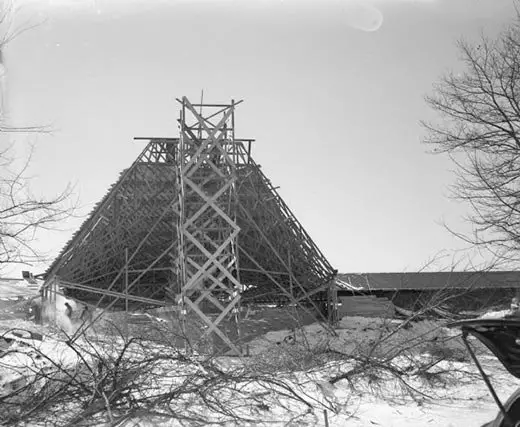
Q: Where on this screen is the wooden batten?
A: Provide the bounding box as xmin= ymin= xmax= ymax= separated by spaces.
xmin=43 ymin=97 xmax=337 ymax=353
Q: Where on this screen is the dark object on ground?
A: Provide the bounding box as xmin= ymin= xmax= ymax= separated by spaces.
xmin=1 ymin=329 xmax=43 ymax=343
xmin=80 ymin=305 xmax=92 ymax=323
xmin=29 ymin=302 xmax=42 ymax=324
xmin=1 ymin=329 xmax=43 ymax=357
xmin=10 ymin=330 xmax=43 ymax=341
xmin=449 ymin=319 xmax=520 ymax=427
xmin=64 ymin=302 xmax=73 ymax=319
xmin=283 ymin=335 xmax=296 ymax=345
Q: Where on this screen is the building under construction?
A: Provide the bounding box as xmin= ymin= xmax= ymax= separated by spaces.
xmin=43 ymin=97 xmax=337 ymax=353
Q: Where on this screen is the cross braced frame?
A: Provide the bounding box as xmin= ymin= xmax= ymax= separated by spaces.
xmin=175 ymin=97 xmax=243 ymax=354
xmin=42 ymin=97 xmax=338 ymax=351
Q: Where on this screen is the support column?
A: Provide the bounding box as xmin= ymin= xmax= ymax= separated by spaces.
xmin=175 ymin=97 xmax=243 ymax=354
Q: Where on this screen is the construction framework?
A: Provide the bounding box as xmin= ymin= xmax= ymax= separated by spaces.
xmin=44 ymin=97 xmax=337 ymax=353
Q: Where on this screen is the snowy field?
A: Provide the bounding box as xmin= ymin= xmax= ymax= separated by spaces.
xmin=1 ymin=314 xmax=518 ymax=426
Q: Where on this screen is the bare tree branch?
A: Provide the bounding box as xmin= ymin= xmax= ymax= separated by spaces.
xmin=0 ymin=143 xmax=77 ymax=268
xmin=423 ymin=12 xmax=520 ymax=266
xmin=0 ymin=5 xmax=75 ymax=270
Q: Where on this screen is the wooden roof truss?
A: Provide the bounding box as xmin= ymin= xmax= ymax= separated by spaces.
xmin=44 ymin=97 xmax=337 ymax=352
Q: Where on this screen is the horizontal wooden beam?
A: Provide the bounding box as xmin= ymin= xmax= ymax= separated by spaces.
xmin=58 ymin=279 xmax=167 ymax=306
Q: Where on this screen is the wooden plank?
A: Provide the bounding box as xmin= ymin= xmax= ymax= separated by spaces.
xmin=239 ymin=246 xmax=334 ymax=334
xmin=184 ymin=298 xmax=241 ymax=354
xmin=201 ymin=294 xmax=240 ymax=338
xmin=46 ymin=141 xmax=175 ymax=279
xmin=59 ymin=279 xmax=167 ymax=306
xmin=183 ymin=231 xmax=238 ymax=290
xmin=175 ymin=98 xmax=244 ymax=353
xmin=237 ymin=201 xmax=329 ymax=323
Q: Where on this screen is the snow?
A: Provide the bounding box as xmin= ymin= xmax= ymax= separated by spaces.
xmin=480 ymin=309 xmax=512 ymax=319
xmin=1 ymin=314 xmax=518 ymax=426
xmin=0 ymin=329 xmax=87 ymax=397
xmin=0 ymin=279 xmax=41 ymax=300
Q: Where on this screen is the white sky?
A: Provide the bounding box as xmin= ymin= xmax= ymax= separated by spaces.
xmin=2 ymin=0 xmax=517 ymax=277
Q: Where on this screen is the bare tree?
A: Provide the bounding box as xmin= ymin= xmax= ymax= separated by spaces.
xmin=423 ymin=13 xmax=520 ymax=265
xmin=0 ymin=4 xmax=74 ymax=269
xmin=0 ymin=146 xmax=74 ymax=268
xmin=0 ymin=321 xmax=338 ymax=426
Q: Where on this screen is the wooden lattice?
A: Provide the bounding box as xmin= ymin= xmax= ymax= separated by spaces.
xmin=43 ymin=97 xmax=337 ymax=352
xmin=175 ymin=98 xmax=244 ymax=353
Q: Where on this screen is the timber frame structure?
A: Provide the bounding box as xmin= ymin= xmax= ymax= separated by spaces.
xmin=44 ymin=97 xmax=337 ymax=353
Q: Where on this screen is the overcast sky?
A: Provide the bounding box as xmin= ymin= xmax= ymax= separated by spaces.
xmin=3 ymin=0 xmax=518 ymax=277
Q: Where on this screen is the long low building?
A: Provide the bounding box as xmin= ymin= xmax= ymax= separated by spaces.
xmin=335 ymin=271 xmax=520 ymax=318
xmin=337 ymin=271 xmax=520 ymax=291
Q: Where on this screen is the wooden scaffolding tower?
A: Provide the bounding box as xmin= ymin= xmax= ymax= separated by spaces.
xmin=175 ymin=98 xmax=244 ymax=353
xmin=43 ymin=97 xmax=337 ymax=353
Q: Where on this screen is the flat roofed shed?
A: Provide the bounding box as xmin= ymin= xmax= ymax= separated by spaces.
xmin=337 ymin=271 xmax=520 ymax=292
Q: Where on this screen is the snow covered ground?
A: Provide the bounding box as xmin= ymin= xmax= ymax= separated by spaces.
xmin=242 ymin=316 xmax=519 ymax=426
xmin=1 ymin=315 xmax=518 ymax=426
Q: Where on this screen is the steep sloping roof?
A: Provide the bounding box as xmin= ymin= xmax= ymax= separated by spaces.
xmin=337 ymin=272 xmax=520 ymax=291
xmin=45 ymin=138 xmax=336 ymax=306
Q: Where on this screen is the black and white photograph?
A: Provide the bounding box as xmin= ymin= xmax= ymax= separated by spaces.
xmin=1 ymin=0 xmax=520 ymax=425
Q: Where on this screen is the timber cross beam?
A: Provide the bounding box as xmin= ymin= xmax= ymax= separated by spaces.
xmin=41 ymin=96 xmax=338 ymax=354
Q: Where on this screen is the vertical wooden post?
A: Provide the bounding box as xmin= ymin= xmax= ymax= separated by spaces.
xmin=125 ymin=248 xmax=129 ymax=313
xmin=52 ymin=278 xmax=58 ymax=325
xmin=175 ymin=97 xmax=242 ymax=354
xmin=328 ymin=280 xmax=338 ymax=326
xmin=288 ymin=249 xmax=293 ymax=298
xmin=125 ymin=248 xmax=129 ymax=335
xmin=323 ymin=409 xmax=329 ymax=427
